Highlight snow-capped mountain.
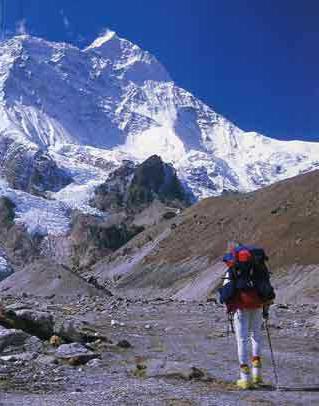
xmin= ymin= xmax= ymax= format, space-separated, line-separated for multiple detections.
xmin=0 ymin=31 xmax=319 ymax=236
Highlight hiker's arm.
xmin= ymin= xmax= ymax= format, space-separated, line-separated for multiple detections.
xmin=263 ymin=296 xmax=275 ymax=318
xmin=222 ymin=269 xmax=232 ymax=286
xmin=262 ymin=304 xmax=271 ymax=319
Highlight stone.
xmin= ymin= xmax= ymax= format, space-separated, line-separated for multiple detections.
xmin=0 ymin=326 xmax=30 ymax=352
xmin=86 ymin=358 xmax=103 ymax=368
xmin=111 ymin=319 xmax=125 ymax=327
xmin=24 ymin=335 xmax=44 ymax=352
xmin=36 ymin=355 xmax=59 ymax=366
xmin=55 ymin=343 xmax=98 ymax=365
xmin=0 ymin=352 xmax=38 ymax=363
xmin=277 ymin=304 xmax=289 ymax=310
xmin=133 ymin=358 xmax=206 ymax=381
xmin=54 ymin=318 xmax=107 ymax=343
xmin=117 ymin=339 xmax=132 ymax=349
xmin=2 ymin=309 xmax=54 ymax=339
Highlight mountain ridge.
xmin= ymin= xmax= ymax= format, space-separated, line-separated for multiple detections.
xmin=0 ymin=31 xmax=318 ymax=238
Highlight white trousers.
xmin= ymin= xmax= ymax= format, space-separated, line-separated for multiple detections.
xmin=233 ymin=308 xmax=263 ymax=366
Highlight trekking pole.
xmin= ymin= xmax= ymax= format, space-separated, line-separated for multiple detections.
xmin=228 ymin=312 xmax=235 ymax=334
xmin=264 ymin=319 xmax=279 ymax=389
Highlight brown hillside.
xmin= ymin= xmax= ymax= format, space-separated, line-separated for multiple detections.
xmin=92 ymin=170 xmax=319 ymax=302
xmin=143 ymin=169 xmax=319 ymax=269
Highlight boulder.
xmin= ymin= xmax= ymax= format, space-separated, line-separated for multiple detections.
xmin=0 ymin=352 xmax=38 ymax=363
xmin=133 ymin=358 xmax=206 ymax=380
xmin=24 ymin=335 xmax=45 ymax=352
xmin=86 ymin=358 xmax=103 ymax=368
xmin=2 ymin=309 xmax=54 ymax=339
xmin=0 ymin=326 xmax=30 ymax=352
xmin=55 ymin=343 xmax=98 ymax=365
xmin=36 ymin=354 xmax=59 ymax=366
xmin=117 ymin=339 xmax=132 ymax=349
xmin=54 ymin=318 xmax=108 ymax=344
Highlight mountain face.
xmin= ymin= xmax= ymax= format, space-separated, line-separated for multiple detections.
xmin=0 ymin=31 xmax=318 ymax=240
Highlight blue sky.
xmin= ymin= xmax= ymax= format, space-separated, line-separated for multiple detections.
xmin=1 ymin=0 xmax=319 ymax=141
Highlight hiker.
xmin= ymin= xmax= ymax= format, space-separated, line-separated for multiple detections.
xmin=219 ymin=243 xmax=275 ymax=389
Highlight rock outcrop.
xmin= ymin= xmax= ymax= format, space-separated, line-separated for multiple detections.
xmin=0 ymin=139 xmax=72 ymax=196
xmin=91 ymin=155 xmax=191 ymax=213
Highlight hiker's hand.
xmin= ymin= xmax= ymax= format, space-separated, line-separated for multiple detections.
xmin=262 ymin=306 xmax=269 ymax=320
xmin=264 ymin=299 xmax=274 ymax=306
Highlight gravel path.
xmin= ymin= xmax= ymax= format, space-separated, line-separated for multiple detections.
xmin=0 ymin=300 xmax=318 ymax=405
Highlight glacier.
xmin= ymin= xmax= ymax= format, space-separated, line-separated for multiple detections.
xmin=0 ymin=31 xmax=318 ymax=235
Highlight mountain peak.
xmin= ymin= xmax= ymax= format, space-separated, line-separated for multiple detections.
xmin=85 ymin=29 xmax=117 ymax=50
xmin=83 ymin=29 xmax=171 ymax=83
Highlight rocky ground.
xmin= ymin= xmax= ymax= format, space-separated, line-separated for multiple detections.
xmin=0 ymin=294 xmax=318 ymax=405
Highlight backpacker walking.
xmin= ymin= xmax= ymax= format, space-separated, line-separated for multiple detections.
xmin=219 ymin=242 xmax=276 ymax=389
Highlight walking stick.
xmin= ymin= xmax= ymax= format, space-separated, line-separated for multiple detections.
xmin=228 ymin=312 xmax=235 ymax=334
xmin=264 ymin=318 xmax=279 ymax=389
xmin=226 ymin=310 xmax=234 ymax=338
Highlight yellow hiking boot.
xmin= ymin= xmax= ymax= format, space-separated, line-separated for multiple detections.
xmin=252 ymin=375 xmax=263 ymax=385
xmin=236 ymin=378 xmax=253 ymax=390
xmin=236 ymin=364 xmax=252 ymax=390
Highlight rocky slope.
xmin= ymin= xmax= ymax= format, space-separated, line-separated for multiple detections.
xmin=91 ymin=169 xmax=319 ymax=303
